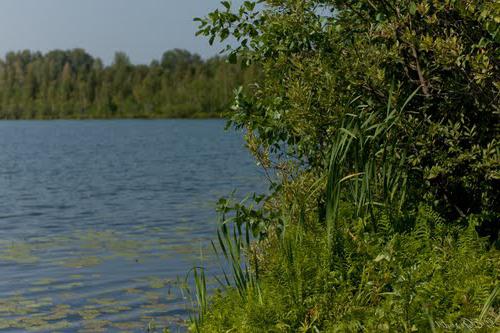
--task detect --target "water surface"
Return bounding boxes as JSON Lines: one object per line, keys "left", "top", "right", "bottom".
{"left": 0, "top": 120, "right": 264, "bottom": 332}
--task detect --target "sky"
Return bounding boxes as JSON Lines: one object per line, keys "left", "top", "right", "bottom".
{"left": 0, "top": 0, "right": 243, "bottom": 64}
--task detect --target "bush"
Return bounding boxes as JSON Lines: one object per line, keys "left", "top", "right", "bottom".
{"left": 198, "top": 0, "right": 499, "bottom": 230}
{"left": 188, "top": 0, "right": 500, "bottom": 332}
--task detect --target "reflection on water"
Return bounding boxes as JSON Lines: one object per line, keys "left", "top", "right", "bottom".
{"left": 0, "top": 120, "right": 264, "bottom": 332}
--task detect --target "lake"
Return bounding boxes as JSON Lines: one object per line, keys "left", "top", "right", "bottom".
{"left": 0, "top": 120, "right": 265, "bottom": 332}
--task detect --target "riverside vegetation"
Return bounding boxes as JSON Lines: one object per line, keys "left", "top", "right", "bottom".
{"left": 0, "top": 49, "right": 258, "bottom": 119}
{"left": 185, "top": 0, "right": 500, "bottom": 332}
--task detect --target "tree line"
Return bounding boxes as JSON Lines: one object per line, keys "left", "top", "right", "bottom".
{"left": 0, "top": 49, "right": 258, "bottom": 119}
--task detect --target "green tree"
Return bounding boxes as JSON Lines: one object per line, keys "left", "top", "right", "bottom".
{"left": 0, "top": 48, "right": 258, "bottom": 119}
{"left": 197, "top": 0, "right": 499, "bottom": 230}
{"left": 189, "top": 1, "right": 500, "bottom": 331}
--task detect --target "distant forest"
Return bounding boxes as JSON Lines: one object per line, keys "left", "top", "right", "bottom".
{"left": 0, "top": 49, "right": 258, "bottom": 119}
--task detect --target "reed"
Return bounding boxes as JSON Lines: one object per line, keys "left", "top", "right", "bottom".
{"left": 326, "top": 88, "right": 418, "bottom": 248}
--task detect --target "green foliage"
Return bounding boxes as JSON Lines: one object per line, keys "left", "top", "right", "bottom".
{"left": 184, "top": 267, "right": 208, "bottom": 332}
{"left": 213, "top": 197, "right": 262, "bottom": 300}
{"left": 186, "top": 0, "right": 500, "bottom": 331}
{"left": 326, "top": 89, "right": 419, "bottom": 244}
{"left": 199, "top": 206, "right": 499, "bottom": 332}
{"left": 197, "top": 0, "right": 499, "bottom": 228}
{"left": 0, "top": 48, "right": 259, "bottom": 119}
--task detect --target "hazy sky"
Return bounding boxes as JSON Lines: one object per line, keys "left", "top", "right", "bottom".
{"left": 0, "top": 0, "right": 242, "bottom": 64}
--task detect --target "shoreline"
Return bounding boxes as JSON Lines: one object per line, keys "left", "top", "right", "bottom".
{"left": 0, "top": 115, "right": 226, "bottom": 121}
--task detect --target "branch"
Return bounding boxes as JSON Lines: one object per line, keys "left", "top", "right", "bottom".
{"left": 410, "top": 44, "right": 430, "bottom": 97}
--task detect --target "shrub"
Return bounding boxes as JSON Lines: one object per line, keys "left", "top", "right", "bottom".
{"left": 188, "top": 0, "right": 500, "bottom": 331}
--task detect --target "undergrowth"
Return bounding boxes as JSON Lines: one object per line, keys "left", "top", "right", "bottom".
{"left": 197, "top": 204, "right": 499, "bottom": 332}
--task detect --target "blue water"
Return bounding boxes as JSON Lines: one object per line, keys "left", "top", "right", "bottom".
{"left": 0, "top": 120, "right": 265, "bottom": 332}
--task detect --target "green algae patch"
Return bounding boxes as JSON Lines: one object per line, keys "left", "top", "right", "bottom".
{"left": 112, "top": 321, "right": 145, "bottom": 330}
{"left": 45, "top": 304, "right": 73, "bottom": 321}
{"left": 25, "top": 320, "right": 72, "bottom": 332}
{"left": 53, "top": 282, "right": 84, "bottom": 290}
{"left": 31, "top": 278, "right": 56, "bottom": 286}
{"left": 0, "top": 227, "right": 195, "bottom": 331}
{"left": 77, "top": 309, "right": 101, "bottom": 320}
{"left": 148, "top": 277, "right": 172, "bottom": 289}
{"left": 60, "top": 256, "right": 102, "bottom": 268}
{"left": 101, "top": 305, "right": 131, "bottom": 314}
{"left": 78, "top": 319, "right": 111, "bottom": 333}
{"left": 0, "top": 295, "right": 53, "bottom": 316}
{"left": 125, "top": 288, "right": 141, "bottom": 294}
{"left": 0, "top": 288, "right": 184, "bottom": 331}
{"left": 0, "top": 242, "right": 39, "bottom": 264}
{"left": 87, "top": 298, "right": 119, "bottom": 306}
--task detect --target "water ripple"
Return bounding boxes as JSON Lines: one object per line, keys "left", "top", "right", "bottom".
{"left": 0, "top": 120, "right": 265, "bottom": 332}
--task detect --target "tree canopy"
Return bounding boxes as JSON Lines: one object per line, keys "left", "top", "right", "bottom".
{"left": 198, "top": 0, "right": 499, "bottom": 231}
{"left": 0, "top": 48, "right": 258, "bottom": 119}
